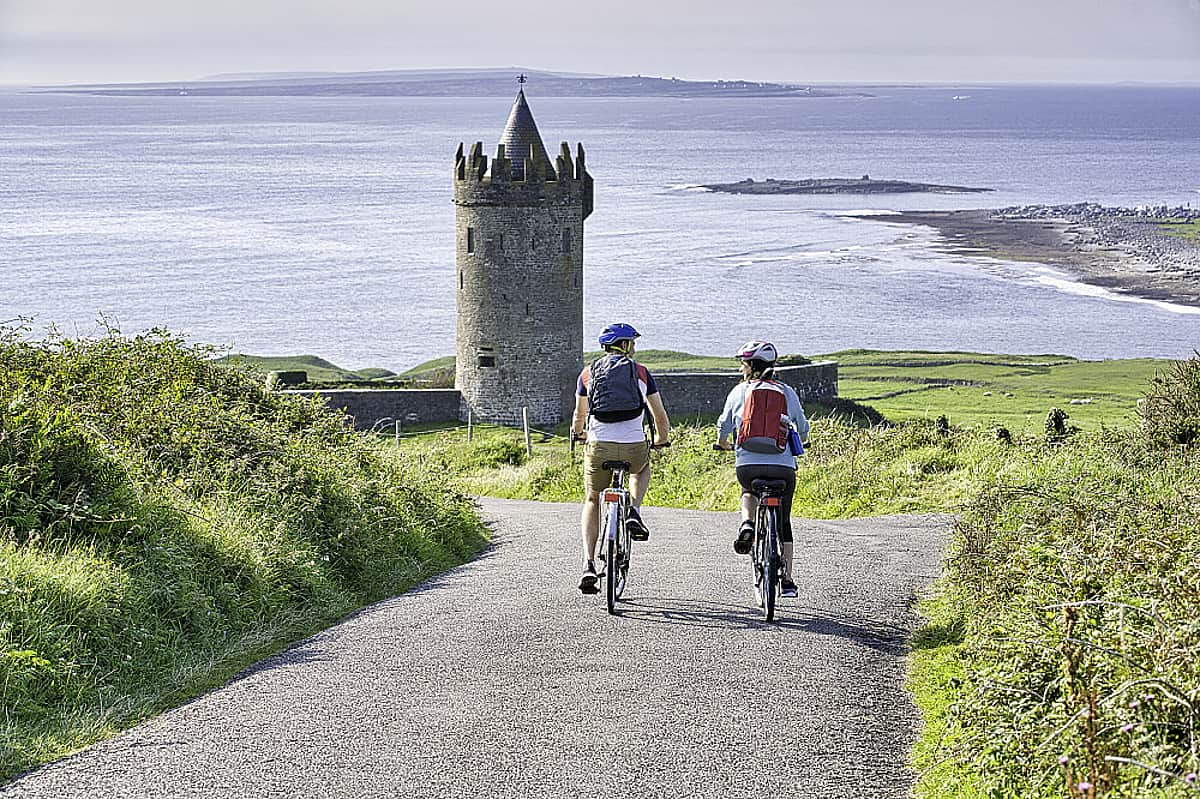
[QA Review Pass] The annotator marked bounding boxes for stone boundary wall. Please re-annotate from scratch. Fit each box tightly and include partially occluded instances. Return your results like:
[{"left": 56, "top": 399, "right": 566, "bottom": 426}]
[
  {"left": 285, "top": 361, "right": 837, "bottom": 430},
  {"left": 656, "top": 361, "right": 839, "bottom": 418},
  {"left": 285, "top": 389, "right": 462, "bottom": 430}
]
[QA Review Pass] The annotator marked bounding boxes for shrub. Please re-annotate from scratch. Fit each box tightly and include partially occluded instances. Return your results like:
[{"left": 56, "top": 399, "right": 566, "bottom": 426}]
[
  {"left": 1140, "top": 354, "right": 1200, "bottom": 448},
  {"left": 918, "top": 436, "right": 1200, "bottom": 797}
]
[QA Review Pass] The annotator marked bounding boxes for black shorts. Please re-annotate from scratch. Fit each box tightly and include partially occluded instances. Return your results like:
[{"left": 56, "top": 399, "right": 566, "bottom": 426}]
[{"left": 736, "top": 464, "right": 796, "bottom": 542}]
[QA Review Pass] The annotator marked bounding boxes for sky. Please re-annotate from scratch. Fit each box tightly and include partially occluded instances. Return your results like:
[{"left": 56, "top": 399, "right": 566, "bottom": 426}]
[{"left": 2, "top": 0, "right": 1199, "bottom": 86}]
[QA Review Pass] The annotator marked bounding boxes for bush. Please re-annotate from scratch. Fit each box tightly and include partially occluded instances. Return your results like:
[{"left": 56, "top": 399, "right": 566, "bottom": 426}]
[
  {"left": 916, "top": 435, "right": 1200, "bottom": 797},
  {"left": 1141, "top": 354, "right": 1200, "bottom": 448},
  {"left": 0, "top": 327, "right": 486, "bottom": 778}
]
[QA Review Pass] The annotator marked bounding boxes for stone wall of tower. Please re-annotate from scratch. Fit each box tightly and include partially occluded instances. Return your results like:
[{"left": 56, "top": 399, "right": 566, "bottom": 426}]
[{"left": 454, "top": 141, "right": 592, "bottom": 426}]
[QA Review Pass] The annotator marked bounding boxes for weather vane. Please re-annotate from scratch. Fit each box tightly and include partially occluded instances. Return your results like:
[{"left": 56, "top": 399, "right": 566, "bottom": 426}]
[{"left": 517, "top": 73, "right": 528, "bottom": 85}]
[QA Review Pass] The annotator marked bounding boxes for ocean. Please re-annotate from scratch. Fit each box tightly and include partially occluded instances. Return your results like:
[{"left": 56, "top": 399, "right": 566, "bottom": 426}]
[{"left": 2, "top": 85, "right": 1199, "bottom": 371}]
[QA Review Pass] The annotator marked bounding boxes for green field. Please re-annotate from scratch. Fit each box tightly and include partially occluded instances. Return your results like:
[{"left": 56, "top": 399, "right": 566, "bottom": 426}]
[
  {"left": 1158, "top": 218, "right": 1200, "bottom": 241},
  {"left": 344, "top": 348, "right": 1176, "bottom": 432},
  {"left": 828, "top": 349, "right": 1171, "bottom": 430}
]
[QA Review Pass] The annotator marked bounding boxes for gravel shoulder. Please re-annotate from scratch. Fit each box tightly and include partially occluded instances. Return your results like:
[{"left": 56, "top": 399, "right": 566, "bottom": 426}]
[{"left": 4, "top": 499, "right": 947, "bottom": 799}]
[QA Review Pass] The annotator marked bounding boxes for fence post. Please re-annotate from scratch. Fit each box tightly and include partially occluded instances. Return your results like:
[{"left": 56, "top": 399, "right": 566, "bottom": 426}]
[
  {"left": 467, "top": 407, "right": 473, "bottom": 442},
  {"left": 395, "top": 419, "right": 401, "bottom": 445},
  {"left": 522, "top": 406, "right": 532, "bottom": 457}
]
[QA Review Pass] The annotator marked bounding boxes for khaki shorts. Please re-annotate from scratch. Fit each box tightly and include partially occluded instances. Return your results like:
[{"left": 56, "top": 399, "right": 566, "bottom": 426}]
[{"left": 584, "top": 440, "right": 651, "bottom": 496}]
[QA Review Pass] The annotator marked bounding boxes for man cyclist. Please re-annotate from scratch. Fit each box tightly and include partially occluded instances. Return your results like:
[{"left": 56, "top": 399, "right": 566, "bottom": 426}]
[
  {"left": 571, "top": 323, "right": 670, "bottom": 594},
  {"left": 715, "top": 340, "right": 809, "bottom": 599}
]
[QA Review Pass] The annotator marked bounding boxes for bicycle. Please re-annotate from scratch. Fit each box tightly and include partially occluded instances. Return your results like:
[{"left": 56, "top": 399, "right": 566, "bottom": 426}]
[
  {"left": 573, "top": 436, "right": 669, "bottom": 614},
  {"left": 748, "top": 477, "right": 788, "bottom": 622},
  {"left": 713, "top": 444, "right": 789, "bottom": 622},
  {"left": 598, "top": 459, "right": 633, "bottom": 615}
]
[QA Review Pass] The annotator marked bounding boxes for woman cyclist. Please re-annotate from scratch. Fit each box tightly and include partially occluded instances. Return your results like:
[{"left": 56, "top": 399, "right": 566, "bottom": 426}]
[{"left": 715, "top": 340, "right": 809, "bottom": 598}]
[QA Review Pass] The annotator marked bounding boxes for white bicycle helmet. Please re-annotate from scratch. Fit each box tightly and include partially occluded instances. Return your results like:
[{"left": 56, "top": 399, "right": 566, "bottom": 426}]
[{"left": 736, "top": 340, "right": 778, "bottom": 364}]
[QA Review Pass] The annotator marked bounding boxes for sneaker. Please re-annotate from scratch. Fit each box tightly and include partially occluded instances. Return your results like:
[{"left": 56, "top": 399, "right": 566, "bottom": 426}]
[
  {"left": 627, "top": 507, "right": 649, "bottom": 541},
  {"left": 733, "top": 521, "right": 754, "bottom": 555},
  {"left": 781, "top": 577, "right": 798, "bottom": 598},
  {"left": 578, "top": 561, "right": 599, "bottom": 594}
]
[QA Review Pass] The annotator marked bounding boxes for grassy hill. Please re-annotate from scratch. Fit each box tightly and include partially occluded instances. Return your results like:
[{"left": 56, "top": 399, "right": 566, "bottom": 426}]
[
  {"left": 0, "top": 330, "right": 485, "bottom": 780},
  {"left": 215, "top": 353, "right": 396, "bottom": 383}
]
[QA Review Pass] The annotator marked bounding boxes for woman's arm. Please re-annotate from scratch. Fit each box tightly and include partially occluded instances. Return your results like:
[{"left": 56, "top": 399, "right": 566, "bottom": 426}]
[{"left": 787, "top": 385, "right": 810, "bottom": 441}]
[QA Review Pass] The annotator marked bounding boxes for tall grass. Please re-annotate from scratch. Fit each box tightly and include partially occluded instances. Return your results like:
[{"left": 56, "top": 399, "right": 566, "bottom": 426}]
[
  {"left": 398, "top": 419, "right": 1022, "bottom": 518},
  {"left": 0, "top": 326, "right": 486, "bottom": 779}
]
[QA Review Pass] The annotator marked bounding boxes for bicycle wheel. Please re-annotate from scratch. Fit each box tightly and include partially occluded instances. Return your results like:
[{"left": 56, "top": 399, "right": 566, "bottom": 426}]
[
  {"left": 614, "top": 502, "right": 631, "bottom": 600},
  {"left": 605, "top": 499, "right": 621, "bottom": 615},
  {"left": 763, "top": 505, "right": 779, "bottom": 622},
  {"left": 751, "top": 509, "right": 766, "bottom": 608}
]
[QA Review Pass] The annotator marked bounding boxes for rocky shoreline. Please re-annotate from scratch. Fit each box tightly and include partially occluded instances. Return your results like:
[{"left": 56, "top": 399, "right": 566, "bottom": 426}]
[
  {"left": 704, "top": 177, "right": 992, "bottom": 195},
  {"left": 866, "top": 204, "right": 1200, "bottom": 308}
]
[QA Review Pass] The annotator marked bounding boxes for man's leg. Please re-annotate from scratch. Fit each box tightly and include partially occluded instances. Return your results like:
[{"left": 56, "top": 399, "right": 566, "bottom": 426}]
[
  {"left": 629, "top": 462, "right": 651, "bottom": 508},
  {"left": 578, "top": 443, "right": 606, "bottom": 593},
  {"left": 625, "top": 442, "right": 653, "bottom": 540},
  {"left": 580, "top": 491, "right": 601, "bottom": 561}
]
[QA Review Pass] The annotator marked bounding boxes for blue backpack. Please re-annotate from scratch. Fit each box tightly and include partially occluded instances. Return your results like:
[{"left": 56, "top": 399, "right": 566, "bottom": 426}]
[{"left": 587, "top": 355, "right": 646, "bottom": 423}]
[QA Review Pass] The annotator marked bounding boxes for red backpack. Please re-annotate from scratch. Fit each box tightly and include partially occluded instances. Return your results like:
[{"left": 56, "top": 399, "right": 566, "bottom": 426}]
[{"left": 737, "top": 380, "right": 790, "bottom": 453}]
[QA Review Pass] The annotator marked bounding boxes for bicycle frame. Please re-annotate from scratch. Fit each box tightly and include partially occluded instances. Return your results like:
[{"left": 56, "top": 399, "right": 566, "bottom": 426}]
[{"left": 599, "top": 465, "right": 632, "bottom": 615}]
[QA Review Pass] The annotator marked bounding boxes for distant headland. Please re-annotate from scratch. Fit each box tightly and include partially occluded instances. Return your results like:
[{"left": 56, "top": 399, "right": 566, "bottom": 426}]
[
  {"left": 702, "top": 177, "right": 993, "bottom": 195},
  {"left": 37, "top": 68, "right": 871, "bottom": 99}
]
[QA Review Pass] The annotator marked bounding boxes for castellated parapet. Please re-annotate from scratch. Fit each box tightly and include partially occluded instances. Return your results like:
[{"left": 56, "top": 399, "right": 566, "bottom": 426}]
[{"left": 453, "top": 90, "right": 593, "bottom": 426}]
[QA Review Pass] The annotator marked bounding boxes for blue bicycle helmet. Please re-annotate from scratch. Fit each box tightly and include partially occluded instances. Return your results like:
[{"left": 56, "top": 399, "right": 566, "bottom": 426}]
[{"left": 597, "top": 322, "right": 641, "bottom": 347}]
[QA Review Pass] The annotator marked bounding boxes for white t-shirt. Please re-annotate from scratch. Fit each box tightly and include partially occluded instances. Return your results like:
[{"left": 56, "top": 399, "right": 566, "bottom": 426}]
[{"left": 577, "top": 357, "right": 658, "bottom": 444}]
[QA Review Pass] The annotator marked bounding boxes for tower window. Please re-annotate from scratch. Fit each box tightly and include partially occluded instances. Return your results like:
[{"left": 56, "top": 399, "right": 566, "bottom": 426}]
[
  {"left": 467, "top": 227, "right": 475, "bottom": 254},
  {"left": 562, "top": 228, "right": 572, "bottom": 253},
  {"left": 530, "top": 235, "right": 537, "bottom": 251},
  {"left": 459, "top": 271, "right": 464, "bottom": 290},
  {"left": 478, "top": 356, "right": 496, "bottom": 368},
  {"left": 525, "top": 302, "right": 531, "bottom": 317},
  {"left": 498, "top": 233, "right": 504, "bottom": 252}
]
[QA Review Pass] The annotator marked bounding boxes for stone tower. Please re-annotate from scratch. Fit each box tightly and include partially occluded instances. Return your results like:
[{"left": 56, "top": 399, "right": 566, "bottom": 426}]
[{"left": 453, "top": 88, "right": 593, "bottom": 426}]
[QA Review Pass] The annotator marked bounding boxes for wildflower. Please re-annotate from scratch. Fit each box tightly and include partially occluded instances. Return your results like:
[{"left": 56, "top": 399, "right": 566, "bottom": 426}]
[
  {"left": 1078, "top": 781, "right": 1093, "bottom": 792},
  {"left": 1058, "top": 755, "right": 1070, "bottom": 766},
  {"left": 1185, "top": 772, "right": 1197, "bottom": 784},
  {"left": 1120, "top": 722, "right": 1134, "bottom": 732},
  {"left": 1128, "top": 699, "right": 1140, "bottom": 709}
]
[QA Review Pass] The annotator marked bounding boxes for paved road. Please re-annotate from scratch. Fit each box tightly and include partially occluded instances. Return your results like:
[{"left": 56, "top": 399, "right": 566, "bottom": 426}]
[{"left": 4, "top": 499, "right": 946, "bottom": 799}]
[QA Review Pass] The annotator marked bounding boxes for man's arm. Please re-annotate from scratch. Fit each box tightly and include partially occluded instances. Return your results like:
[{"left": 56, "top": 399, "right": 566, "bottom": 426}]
[
  {"left": 571, "top": 394, "right": 589, "bottom": 439},
  {"left": 646, "top": 392, "right": 670, "bottom": 445}
]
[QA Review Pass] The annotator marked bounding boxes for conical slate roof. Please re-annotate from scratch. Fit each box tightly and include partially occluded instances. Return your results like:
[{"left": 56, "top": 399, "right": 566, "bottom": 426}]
[{"left": 499, "top": 89, "right": 554, "bottom": 180}]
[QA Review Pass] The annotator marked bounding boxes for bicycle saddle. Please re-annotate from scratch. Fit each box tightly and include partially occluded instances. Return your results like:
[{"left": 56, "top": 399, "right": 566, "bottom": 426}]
[
  {"left": 751, "top": 478, "right": 788, "bottom": 494},
  {"left": 601, "top": 460, "right": 632, "bottom": 471}
]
